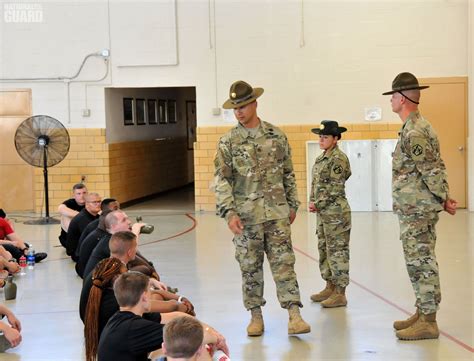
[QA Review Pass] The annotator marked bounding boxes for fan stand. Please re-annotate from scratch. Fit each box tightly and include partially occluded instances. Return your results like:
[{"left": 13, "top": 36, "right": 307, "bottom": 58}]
[{"left": 24, "top": 142, "right": 60, "bottom": 225}]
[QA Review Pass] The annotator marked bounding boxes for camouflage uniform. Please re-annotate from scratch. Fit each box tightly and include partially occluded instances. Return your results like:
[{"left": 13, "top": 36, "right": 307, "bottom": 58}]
[
  {"left": 214, "top": 120, "right": 302, "bottom": 310},
  {"left": 310, "top": 145, "right": 351, "bottom": 287},
  {"left": 393, "top": 111, "right": 449, "bottom": 315}
]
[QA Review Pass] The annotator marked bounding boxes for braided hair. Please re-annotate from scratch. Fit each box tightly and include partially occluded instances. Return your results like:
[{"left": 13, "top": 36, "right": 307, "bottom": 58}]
[{"left": 84, "top": 257, "right": 124, "bottom": 361}]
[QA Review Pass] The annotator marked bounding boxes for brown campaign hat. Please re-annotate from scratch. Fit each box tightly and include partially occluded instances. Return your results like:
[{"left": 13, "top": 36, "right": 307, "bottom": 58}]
[
  {"left": 222, "top": 80, "right": 264, "bottom": 109},
  {"left": 311, "top": 120, "right": 347, "bottom": 136},
  {"left": 382, "top": 72, "right": 429, "bottom": 95}
]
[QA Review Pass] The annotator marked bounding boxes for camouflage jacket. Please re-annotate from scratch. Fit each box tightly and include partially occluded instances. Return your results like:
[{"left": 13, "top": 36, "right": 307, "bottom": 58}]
[
  {"left": 214, "top": 120, "right": 300, "bottom": 225},
  {"left": 310, "top": 145, "right": 351, "bottom": 214},
  {"left": 392, "top": 111, "right": 449, "bottom": 215}
]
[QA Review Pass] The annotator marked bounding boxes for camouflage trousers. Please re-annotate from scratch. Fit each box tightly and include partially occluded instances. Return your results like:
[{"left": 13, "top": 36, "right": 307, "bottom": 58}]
[
  {"left": 316, "top": 212, "right": 351, "bottom": 287},
  {"left": 232, "top": 218, "right": 302, "bottom": 310},
  {"left": 398, "top": 212, "right": 441, "bottom": 315}
]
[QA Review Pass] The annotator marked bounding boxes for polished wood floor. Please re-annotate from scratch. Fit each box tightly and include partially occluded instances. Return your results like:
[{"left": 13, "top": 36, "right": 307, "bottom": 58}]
[{"left": 1, "top": 187, "right": 473, "bottom": 360}]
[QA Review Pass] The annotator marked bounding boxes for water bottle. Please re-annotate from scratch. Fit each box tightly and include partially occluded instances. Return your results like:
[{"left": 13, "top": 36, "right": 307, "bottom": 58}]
[
  {"left": 136, "top": 216, "right": 155, "bottom": 234},
  {"left": 19, "top": 255, "right": 27, "bottom": 275},
  {"left": 27, "top": 248, "right": 35, "bottom": 269}
]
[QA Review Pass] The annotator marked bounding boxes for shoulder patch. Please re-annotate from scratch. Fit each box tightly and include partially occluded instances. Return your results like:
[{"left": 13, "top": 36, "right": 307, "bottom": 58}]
[
  {"left": 333, "top": 164, "right": 343, "bottom": 174},
  {"left": 409, "top": 136, "right": 428, "bottom": 161},
  {"left": 330, "top": 160, "right": 346, "bottom": 178}
]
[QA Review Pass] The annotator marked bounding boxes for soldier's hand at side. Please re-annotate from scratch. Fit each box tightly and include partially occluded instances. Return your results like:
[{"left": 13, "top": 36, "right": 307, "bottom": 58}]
[
  {"left": 444, "top": 198, "right": 457, "bottom": 215},
  {"left": 308, "top": 202, "right": 318, "bottom": 213},
  {"left": 289, "top": 209, "right": 297, "bottom": 224},
  {"left": 228, "top": 215, "right": 244, "bottom": 235}
]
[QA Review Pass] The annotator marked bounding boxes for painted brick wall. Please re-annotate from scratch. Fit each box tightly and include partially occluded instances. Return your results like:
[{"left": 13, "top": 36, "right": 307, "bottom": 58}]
[
  {"left": 109, "top": 138, "right": 189, "bottom": 202},
  {"left": 33, "top": 130, "right": 190, "bottom": 213},
  {"left": 34, "top": 128, "right": 110, "bottom": 213},
  {"left": 194, "top": 123, "right": 400, "bottom": 212}
]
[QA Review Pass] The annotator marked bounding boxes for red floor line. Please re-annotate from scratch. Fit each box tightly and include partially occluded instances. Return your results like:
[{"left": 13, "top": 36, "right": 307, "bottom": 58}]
[
  {"left": 292, "top": 245, "right": 474, "bottom": 353},
  {"left": 49, "top": 214, "right": 197, "bottom": 261},
  {"left": 140, "top": 213, "right": 197, "bottom": 245}
]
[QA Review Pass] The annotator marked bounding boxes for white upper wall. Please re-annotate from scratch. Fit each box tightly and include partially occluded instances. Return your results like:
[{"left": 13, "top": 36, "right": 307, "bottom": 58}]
[
  {"left": 0, "top": 0, "right": 472, "bottom": 208},
  {"left": 0, "top": 0, "right": 468, "bottom": 127}
]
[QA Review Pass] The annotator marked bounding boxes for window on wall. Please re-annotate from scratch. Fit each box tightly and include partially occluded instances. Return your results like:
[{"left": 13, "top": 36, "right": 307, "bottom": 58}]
[
  {"left": 136, "top": 99, "right": 146, "bottom": 125},
  {"left": 106, "top": 86, "right": 196, "bottom": 143},
  {"left": 123, "top": 98, "right": 134, "bottom": 125},
  {"left": 147, "top": 99, "right": 157, "bottom": 124}
]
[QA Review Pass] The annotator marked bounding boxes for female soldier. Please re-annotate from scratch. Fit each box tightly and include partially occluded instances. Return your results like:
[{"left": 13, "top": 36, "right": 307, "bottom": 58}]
[{"left": 309, "top": 120, "right": 351, "bottom": 308}]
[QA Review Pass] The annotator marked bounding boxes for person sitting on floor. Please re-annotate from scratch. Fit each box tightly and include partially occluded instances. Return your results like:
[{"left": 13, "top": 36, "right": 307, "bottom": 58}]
[
  {"left": 0, "top": 217, "right": 47, "bottom": 263},
  {"left": 0, "top": 304, "right": 22, "bottom": 352},
  {"left": 76, "top": 209, "right": 113, "bottom": 279},
  {"left": 97, "top": 272, "right": 228, "bottom": 361},
  {"left": 58, "top": 183, "right": 88, "bottom": 248},
  {"left": 0, "top": 209, "right": 15, "bottom": 230},
  {"left": 66, "top": 193, "right": 101, "bottom": 261},
  {"left": 158, "top": 316, "right": 230, "bottom": 361},
  {"left": 80, "top": 232, "right": 195, "bottom": 340},
  {"left": 76, "top": 198, "right": 120, "bottom": 257},
  {"left": 0, "top": 246, "right": 20, "bottom": 288},
  {"left": 83, "top": 210, "right": 156, "bottom": 280}
]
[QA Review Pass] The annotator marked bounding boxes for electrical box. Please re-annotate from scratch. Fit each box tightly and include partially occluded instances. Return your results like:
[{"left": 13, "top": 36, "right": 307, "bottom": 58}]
[{"left": 306, "top": 139, "right": 397, "bottom": 212}]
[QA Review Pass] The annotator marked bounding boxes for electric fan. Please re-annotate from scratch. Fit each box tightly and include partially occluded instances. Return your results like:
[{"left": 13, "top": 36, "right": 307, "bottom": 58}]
[{"left": 14, "top": 115, "right": 70, "bottom": 224}]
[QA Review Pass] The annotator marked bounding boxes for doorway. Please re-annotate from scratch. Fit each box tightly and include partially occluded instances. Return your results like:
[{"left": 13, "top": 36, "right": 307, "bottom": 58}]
[
  {"left": 420, "top": 77, "right": 468, "bottom": 208},
  {"left": 0, "top": 89, "right": 34, "bottom": 211}
]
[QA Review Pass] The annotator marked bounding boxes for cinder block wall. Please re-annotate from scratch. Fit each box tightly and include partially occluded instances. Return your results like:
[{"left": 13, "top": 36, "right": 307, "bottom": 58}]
[
  {"left": 109, "top": 138, "right": 189, "bottom": 202},
  {"left": 194, "top": 123, "right": 400, "bottom": 212},
  {"left": 33, "top": 129, "right": 110, "bottom": 213},
  {"left": 33, "top": 130, "right": 189, "bottom": 213}
]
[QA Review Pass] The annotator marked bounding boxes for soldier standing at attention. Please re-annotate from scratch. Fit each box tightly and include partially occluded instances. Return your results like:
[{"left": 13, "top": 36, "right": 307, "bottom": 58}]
[
  {"left": 383, "top": 72, "right": 457, "bottom": 340},
  {"left": 308, "top": 121, "right": 351, "bottom": 308},
  {"left": 214, "top": 80, "right": 311, "bottom": 337}
]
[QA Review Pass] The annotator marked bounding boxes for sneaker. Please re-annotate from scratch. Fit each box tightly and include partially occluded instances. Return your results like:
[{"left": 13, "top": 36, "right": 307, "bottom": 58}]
[{"left": 34, "top": 253, "right": 48, "bottom": 263}]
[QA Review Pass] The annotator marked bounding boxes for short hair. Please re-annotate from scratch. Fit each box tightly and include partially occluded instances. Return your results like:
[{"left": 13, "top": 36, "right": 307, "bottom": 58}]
[
  {"left": 98, "top": 209, "right": 113, "bottom": 230},
  {"left": 101, "top": 198, "right": 118, "bottom": 211},
  {"left": 105, "top": 210, "right": 125, "bottom": 231},
  {"left": 109, "top": 231, "right": 136, "bottom": 257},
  {"left": 73, "top": 183, "right": 87, "bottom": 191},
  {"left": 85, "top": 192, "right": 100, "bottom": 201},
  {"left": 113, "top": 272, "right": 149, "bottom": 308},
  {"left": 163, "top": 317, "right": 204, "bottom": 358}
]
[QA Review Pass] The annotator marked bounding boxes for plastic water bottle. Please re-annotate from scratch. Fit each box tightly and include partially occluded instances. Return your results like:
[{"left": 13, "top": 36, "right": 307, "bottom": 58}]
[
  {"left": 27, "top": 248, "right": 35, "bottom": 269},
  {"left": 19, "top": 255, "right": 27, "bottom": 275}
]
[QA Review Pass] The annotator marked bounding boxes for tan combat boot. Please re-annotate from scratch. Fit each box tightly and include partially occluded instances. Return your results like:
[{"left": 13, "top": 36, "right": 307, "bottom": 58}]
[
  {"left": 396, "top": 312, "right": 439, "bottom": 340},
  {"left": 247, "top": 307, "right": 264, "bottom": 337},
  {"left": 393, "top": 309, "right": 419, "bottom": 330},
  {"left": 288, "top": 304, "right": 311, "bottom": 335},
  {"left": 320, "top": 286, "right": 347, "bottom": 308},
  {"left": 310, "top": 281, "right": 335, "bottom": 302}
]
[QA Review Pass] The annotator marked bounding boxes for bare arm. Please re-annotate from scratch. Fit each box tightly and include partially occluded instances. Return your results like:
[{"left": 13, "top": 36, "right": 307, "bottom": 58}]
[
  {"left": 58, "top": 204, "right": 80, "bottom": 218},
  {"left": 160, "top": 312, "right": 229, "bottom": 356},
  {"left": 5, "top": 232, "right": 27, "bottom": 250}
]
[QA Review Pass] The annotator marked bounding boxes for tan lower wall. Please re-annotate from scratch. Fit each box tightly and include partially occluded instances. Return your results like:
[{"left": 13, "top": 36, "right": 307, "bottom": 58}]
[
  {"left": 194, "top": 122, "right": 400, "bottom": 212},
  {"left": 34, "top": 131, "right": 191, "bottom": 213},
  {"left": 34, "top": 128, "right": 110, "bottom": 213},
  {"left": 109, "top": 137, "right": 190, "bottom": 203}
]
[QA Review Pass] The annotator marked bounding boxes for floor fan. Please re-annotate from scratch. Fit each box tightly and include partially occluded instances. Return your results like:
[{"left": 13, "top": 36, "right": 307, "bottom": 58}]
[{"left": 14, "top": 115, "right": 70, "bottom": 225}]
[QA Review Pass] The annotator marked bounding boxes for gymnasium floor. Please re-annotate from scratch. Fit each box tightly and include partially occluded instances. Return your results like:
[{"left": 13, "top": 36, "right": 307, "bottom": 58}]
[{"left": 1, "top": 186, "right": 473, "bottom": 360}]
